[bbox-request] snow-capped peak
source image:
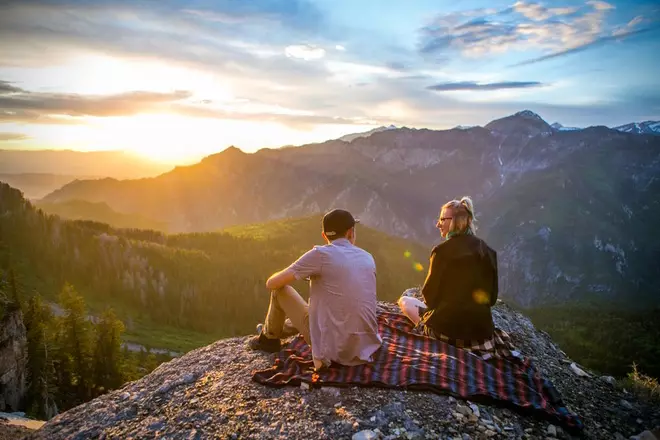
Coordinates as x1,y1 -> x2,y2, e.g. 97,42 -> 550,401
551,122 -> 581,131
613,121 -> 660,135
515,110 -> 544,121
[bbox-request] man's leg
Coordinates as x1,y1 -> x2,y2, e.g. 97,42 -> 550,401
263,285 -> 311,344
250,285 -> 310,352
398,296 -> 427,325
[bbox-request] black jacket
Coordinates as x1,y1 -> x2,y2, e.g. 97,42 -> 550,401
421,234 -> 498,341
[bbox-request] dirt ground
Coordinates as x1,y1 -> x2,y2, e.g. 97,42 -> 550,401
0,421 -> 33,440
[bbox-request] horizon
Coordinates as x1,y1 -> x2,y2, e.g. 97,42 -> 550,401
2,109 -> 656,167
1,0 -> 659,164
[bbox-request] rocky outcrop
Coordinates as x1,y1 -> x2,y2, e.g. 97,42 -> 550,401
31,301 -> 660,440
0,306 -> 27,413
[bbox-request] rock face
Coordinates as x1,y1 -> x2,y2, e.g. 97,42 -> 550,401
31,301 -> 660,440
0,306 -> 27,413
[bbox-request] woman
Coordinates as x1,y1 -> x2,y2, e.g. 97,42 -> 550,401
398,196 -> 498,346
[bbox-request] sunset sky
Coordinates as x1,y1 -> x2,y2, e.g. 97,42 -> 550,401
1,0 -> 659,164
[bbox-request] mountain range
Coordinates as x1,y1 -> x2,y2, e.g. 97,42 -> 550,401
613,121 -> 660,135
549,120 -> 660,134
338,124 -> 398,142
36,110 -> 660,308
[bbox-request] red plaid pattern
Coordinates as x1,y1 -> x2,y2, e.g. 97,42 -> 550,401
252,309 -> 584,434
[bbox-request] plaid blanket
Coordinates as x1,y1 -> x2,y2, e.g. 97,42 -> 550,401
252,310 -> 584,433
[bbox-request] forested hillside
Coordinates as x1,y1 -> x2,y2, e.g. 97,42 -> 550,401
1,182 -> 428,348
35,199 -> 169,232
3,181 -> 658,381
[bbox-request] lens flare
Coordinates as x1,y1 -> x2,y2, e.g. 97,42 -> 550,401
472,289 -> 490,305
404,250 -> 411,258
414,262 -> 424,272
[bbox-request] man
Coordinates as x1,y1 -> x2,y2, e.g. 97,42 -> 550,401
248,209 -> 382,369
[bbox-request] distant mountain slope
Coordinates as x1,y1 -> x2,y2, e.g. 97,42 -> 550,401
613,121 -> 660,135
0,149 -> 172,179
39,111 -> 660,307
338,125 -> 397,142
35,199 -> 169,231
0,173 -> 92,199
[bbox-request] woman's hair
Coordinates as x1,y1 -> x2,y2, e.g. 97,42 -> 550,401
441,196 -> 477,236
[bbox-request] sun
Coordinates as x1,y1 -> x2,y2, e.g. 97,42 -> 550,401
85,112 -> 381,165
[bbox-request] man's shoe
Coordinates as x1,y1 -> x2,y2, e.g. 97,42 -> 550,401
248,333 -> 281,353
256,320 -> 299,338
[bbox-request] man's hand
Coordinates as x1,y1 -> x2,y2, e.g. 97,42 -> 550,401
266,268 -> 297,290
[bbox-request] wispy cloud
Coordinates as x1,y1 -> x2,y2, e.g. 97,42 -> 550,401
427,81 -> 544,91
0,132 -> 29,141
419,1 -> 652,62
0,79 -> 377,128
513,1 -> 578,21
0,0 -> 657,134
0,81 -> 193,120
0,80 -> 23,94
285,44 -> 326,60
512,25 -> 660,66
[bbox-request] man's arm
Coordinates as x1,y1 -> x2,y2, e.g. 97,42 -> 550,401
266,268 -> 297,290
266,247 -> 323,291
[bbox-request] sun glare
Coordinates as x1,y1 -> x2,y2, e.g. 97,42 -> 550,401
89,114 -> 254,164
85,115 -> 365,164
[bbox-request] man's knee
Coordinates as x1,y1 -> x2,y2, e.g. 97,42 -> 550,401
272,285 -> 296,296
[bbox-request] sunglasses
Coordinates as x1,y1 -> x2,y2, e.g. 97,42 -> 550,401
436,217 -> 452,225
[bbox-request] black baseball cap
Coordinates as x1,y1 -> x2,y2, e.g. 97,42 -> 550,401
322,209 -> 359,237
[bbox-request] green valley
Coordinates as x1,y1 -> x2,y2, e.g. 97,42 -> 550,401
35,199 -> 169,232
1,182 -> 429,355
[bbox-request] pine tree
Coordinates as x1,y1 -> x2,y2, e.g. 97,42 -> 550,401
56,282 -> 93,406
24,293 -> 57,419
93,308 -> 125,395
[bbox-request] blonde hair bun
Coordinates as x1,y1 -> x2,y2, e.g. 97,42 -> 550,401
460,196 -> 474,218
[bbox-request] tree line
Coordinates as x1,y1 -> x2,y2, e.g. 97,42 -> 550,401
0,182 -> 427,338
1,270 -> 168,419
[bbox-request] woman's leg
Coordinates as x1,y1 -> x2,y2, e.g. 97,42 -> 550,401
397,296 -> 427,325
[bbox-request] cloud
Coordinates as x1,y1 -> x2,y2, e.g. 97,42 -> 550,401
285,44 -> 326,60
0,79 -> 376,128
0,79 -> 198,123
385,61 -> 407,71
427,81 -> 544,91
513,1 -> 578,21
0,80 -> 24,93
512,25 -> 660,66
175,103 -> 376,128
419,1 -> 651,62
0,82 -> 193,119
181,0 -> 323,30
0,132 -> 29,141
0,1 -> 332,92
0,0 -> 656,132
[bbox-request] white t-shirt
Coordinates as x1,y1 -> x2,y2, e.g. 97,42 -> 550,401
287,238 -> 382,366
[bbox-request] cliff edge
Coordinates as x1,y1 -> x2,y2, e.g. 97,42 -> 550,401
29,301 -> 660,440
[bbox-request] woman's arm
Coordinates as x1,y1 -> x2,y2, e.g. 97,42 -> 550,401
421,251 -> 444,309
490,249 -> 499,306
